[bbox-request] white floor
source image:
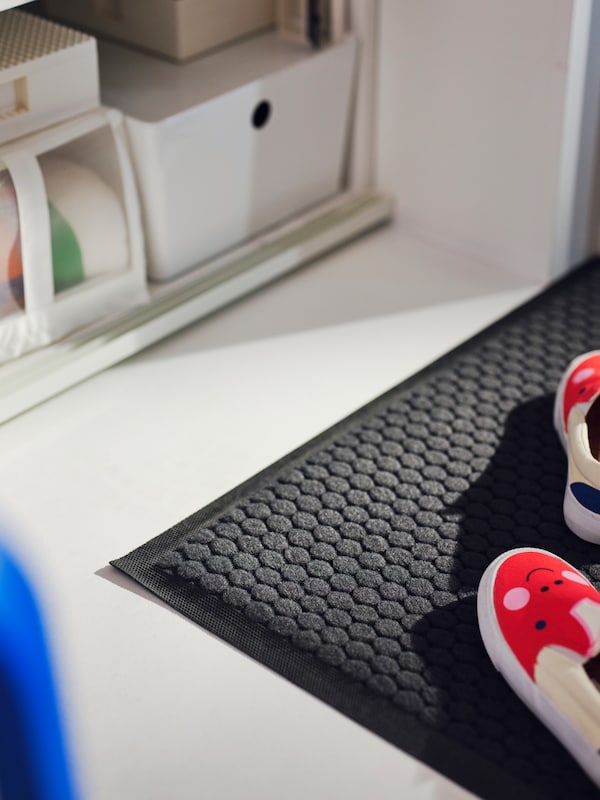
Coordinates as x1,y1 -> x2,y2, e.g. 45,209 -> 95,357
0,221 -> 541,799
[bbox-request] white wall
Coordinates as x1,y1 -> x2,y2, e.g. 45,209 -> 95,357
374,0 -> 574,284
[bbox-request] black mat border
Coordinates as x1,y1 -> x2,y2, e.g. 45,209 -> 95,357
112,258 -> 600,800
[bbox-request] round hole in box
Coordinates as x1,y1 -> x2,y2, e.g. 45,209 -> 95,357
252,101 -> 271,129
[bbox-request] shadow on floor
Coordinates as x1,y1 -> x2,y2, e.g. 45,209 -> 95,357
410,394 -> 600,798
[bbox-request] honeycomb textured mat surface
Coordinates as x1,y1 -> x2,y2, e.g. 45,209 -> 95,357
113,258 -> 600,800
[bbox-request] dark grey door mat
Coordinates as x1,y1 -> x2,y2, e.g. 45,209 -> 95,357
113,258 -> 600,800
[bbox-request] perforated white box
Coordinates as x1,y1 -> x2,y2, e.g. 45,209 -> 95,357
0,10 -> 99,145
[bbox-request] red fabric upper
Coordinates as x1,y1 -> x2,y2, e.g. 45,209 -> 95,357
492,550 -> 600,679
562,353 -> 600,430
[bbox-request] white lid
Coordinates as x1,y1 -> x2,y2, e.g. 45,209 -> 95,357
98,31 -> 321,122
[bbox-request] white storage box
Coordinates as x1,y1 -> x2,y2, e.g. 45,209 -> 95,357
0,107 -> 147,361
99,32 -> 357,281
0,10 -> 99,145
44,0 -> 275,62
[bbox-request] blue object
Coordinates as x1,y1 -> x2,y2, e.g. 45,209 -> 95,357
0,546 -> 75,799
570,481 -> 600,514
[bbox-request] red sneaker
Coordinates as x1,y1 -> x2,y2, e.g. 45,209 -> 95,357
478,548 -> 600,786
554,351 -> 600,542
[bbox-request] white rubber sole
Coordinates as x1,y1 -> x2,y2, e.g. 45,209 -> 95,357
477,549 -> 600,787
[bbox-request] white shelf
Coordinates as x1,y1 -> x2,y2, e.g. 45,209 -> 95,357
0,190 -> 393,424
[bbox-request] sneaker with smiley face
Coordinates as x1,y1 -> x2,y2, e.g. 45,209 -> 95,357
554,351 -> 600,542
478,548 -> 600,786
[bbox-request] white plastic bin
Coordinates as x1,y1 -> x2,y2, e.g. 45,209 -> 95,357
99,31 -> 357,281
